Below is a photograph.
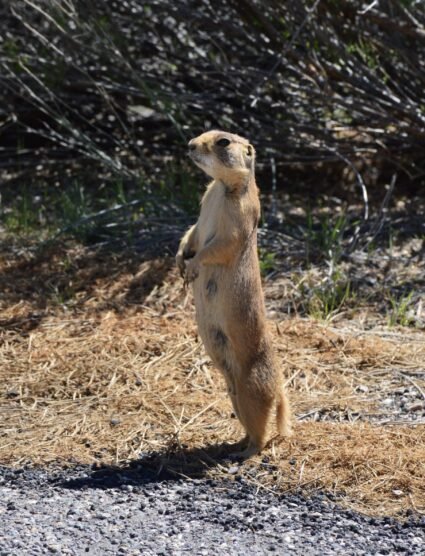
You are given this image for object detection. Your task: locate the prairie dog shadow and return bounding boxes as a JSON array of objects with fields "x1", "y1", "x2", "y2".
[{"x1": 58, "y1": 441, "x2": 244, "y2": 491}]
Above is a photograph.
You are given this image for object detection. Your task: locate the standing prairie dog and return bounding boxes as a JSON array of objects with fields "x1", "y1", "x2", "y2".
[{"x1": 176, "y1": 130, "x2": 291, "y2": 458}]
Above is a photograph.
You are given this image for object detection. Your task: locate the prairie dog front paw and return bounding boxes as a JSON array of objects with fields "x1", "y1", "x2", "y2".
[{"x1": 184, "y1": 257, "x2": 200, "y2": 285}]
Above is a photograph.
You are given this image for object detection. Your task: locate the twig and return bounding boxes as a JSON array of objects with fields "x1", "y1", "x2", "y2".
[
  {"x1": 358, "y1": 0, "x2": 379, "y2": 16},
  {"x1": 269, "y1": 156, "x2": 277, "y2": 222},
  {"x1": 364, "y1": 173, "x2": 397, "y2": 249},
  {"x1": 325, "y1": 145, "x2": 369, "y2": 222}
]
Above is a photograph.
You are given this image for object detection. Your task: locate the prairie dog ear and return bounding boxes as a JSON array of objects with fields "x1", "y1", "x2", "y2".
[{"x1": 246, "y1": 144, "x2": 255, "y2": 157}]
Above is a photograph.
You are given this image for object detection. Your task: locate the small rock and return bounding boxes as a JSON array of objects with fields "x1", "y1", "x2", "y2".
[
  {"x1": 392, "y1": 489, "x2": 404, "y2": 497},
  {"x1": 406, "y1": 402, "x2": 424, "y2": 412},
  {"x1": 228, "y1": 466, "x2": 239, "y2": 475},
  {"x1": 394, "y1": 388, "x2": 408, "y2": 395},
  {"x1": 356, "y1": 385, "x2": 369, "y2": 393},
  {"x1": 5, "y1": 389, "x2": 19, "y2": 398}
]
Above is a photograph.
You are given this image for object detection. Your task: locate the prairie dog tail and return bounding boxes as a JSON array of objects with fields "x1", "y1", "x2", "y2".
[{"x1": 276, "y1": 387, "x2": 292, "y2": 437}]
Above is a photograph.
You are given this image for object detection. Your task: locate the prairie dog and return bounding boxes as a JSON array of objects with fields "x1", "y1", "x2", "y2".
[{"x1": 176, "y1": 130, "x2": 291, "y2": 458}]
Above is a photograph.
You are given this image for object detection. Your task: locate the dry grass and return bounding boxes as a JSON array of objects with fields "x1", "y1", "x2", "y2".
[{"x1": 1, "y1": 244, "x2": 424, "y2": 517}]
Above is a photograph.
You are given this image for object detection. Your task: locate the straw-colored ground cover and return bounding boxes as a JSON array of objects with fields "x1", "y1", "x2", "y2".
[{"x1": 1, "y1": 245, "x2": 424, "y2": 516}]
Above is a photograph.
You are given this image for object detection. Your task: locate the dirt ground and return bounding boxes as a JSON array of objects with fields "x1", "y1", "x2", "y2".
[{"x1": 0, "y1": 230, "x2": 424, "y2": 517}]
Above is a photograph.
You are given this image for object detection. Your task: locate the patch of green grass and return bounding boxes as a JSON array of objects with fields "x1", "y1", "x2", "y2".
[
  {"x1": 305, "y1": 208, "x2": 348, "y2": 267},
  {"x1": 48, "y1": 283, "x2": 77, "y2": 307},
  {"x1": 347, "y1": 38, "x2": 379, "y2": 70},
  {"x1": 1, "y1": 163, "x2": 201, "y2": 245},
  {"x1": 259, "y1": 249, "x2": 277, "y2": 276},
  {"x1": 303, "y1": 272, "x2": 354, "y2": 321},
  {"x1": 388, "y1": 291, "x2": 415, "y2": 327},
  {"x1": 2, "y1": 186, "x2": 41, "y2": 234},
  {"x1": 60, "y1": 182, "x2": 90, "y2": 230}
]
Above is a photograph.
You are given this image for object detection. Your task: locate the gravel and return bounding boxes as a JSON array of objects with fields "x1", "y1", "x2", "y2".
[
  {"x1": 298, "y1": 379, "x2": 425, "y2": 425},
  {"x1": 0, "y1": 465, "x2": 424, "y2": 555}
]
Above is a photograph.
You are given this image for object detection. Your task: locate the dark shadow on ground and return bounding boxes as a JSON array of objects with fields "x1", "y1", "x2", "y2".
[
  {"x1": 0, "y1": 238, "x2": 177, "y2": 333},
  {"x1": 56, "y1": 441, "x2": 244, "y2": 491}
]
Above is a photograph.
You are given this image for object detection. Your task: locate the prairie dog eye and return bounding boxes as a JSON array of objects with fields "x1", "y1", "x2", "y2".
[{"x1": 216, "y1": 138, "x2": 231, "y2": 147}]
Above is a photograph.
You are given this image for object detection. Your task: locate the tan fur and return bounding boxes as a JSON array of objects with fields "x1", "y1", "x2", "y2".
[{"x1": 176, "y1": 130, "x2": 291, "y2": 458}]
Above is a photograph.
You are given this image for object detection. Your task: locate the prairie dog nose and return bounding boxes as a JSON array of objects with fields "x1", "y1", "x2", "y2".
[{"x1": 188, "y1": 141, "x2": 196, "y2": 151}]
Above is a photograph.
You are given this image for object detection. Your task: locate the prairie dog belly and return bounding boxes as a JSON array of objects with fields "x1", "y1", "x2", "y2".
[
  {"x1": 193, "y1": 264, "x2": 227, "y2": 360},
  {"x1": 193, "y1": 245, "x2": 263, "y2": 376}
]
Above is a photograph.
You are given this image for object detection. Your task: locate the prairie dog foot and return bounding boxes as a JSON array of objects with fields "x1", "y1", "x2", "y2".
[{"x1": 227, "y1": 436, "x2": 262, "y2": 460}]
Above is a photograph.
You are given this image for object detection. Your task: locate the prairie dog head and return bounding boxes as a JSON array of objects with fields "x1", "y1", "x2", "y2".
[{"x1": 188, "y1": 130, "x2": 255, "y2": 188}]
